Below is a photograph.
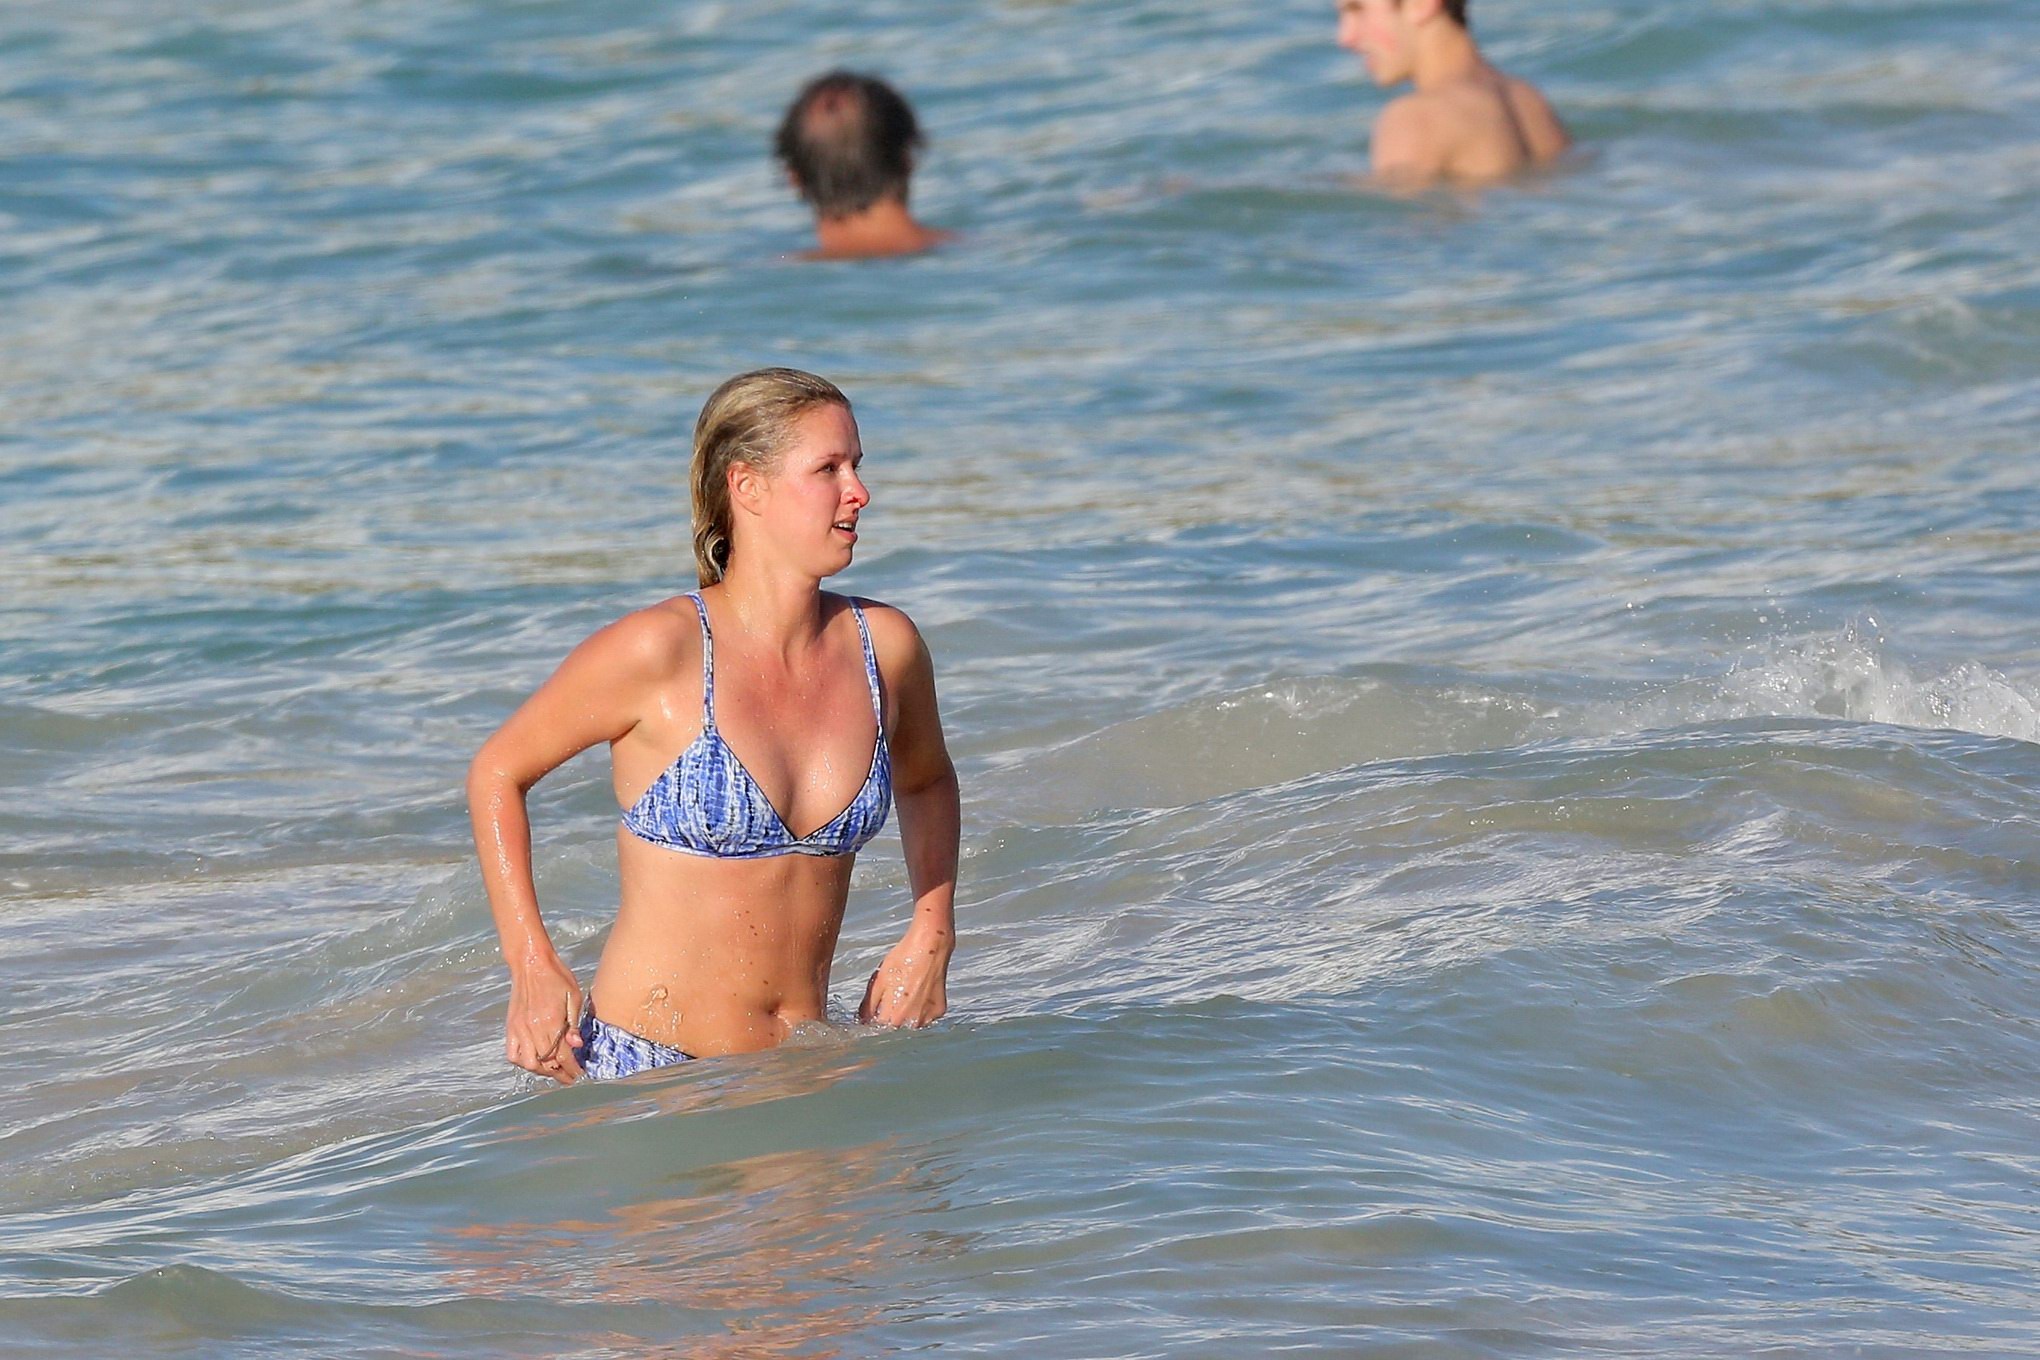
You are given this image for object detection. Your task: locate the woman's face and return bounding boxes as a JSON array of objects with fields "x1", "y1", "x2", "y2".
[{"x1": 746, "y1": 402, "x2": 869, "y2": 579}]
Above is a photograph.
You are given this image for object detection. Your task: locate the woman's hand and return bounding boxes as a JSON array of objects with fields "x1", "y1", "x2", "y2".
[
  {"x1": 859, "y1": 925, "x2": 953, "y2": 1028},
  {"x1": 506, "y1": 953, "x2": 584, "y2": 1084}
]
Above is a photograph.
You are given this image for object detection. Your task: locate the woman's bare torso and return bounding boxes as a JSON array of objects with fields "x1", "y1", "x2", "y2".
[
  {"x1": 598, "y1": 837, "x2": 853, "y2": 1054},
  {"x1": 594, "y1": 591, "x2": 886, "y2": 1057}
]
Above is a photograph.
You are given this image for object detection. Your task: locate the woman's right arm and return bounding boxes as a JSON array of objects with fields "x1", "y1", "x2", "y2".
[{"x1": 466, "y1": 609, "x2": 686, "y2": 1083}]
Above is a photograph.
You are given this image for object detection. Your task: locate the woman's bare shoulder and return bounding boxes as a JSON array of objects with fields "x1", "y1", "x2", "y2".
[
  {"x1": 570, "y1": 595, "x2": 701, "y2": 680},
  {"x1": 841, "y1": 594, "x2": 929, "y2": 670}
]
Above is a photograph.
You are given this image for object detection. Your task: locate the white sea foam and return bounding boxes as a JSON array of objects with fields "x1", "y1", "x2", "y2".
[{"x1": 1713, "y1": 626, "x2": 2040, "y2": 745}]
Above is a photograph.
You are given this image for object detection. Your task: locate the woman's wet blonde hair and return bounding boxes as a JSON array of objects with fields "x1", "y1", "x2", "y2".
[{"x1": 690, "y1": 367, "x2": 852, "y2": 586}]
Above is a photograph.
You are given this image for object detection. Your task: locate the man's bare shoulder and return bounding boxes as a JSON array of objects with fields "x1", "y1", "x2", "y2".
[
  {"x1": 1371, "y1": 91, "x2": 1452, "y2": 180},
  {"x1": 1376, "y1": 89, "x2": 1456, "y2": 136},
  {"x1": 1504, "y1": 76, "x2": 1572, "y2": 162}
]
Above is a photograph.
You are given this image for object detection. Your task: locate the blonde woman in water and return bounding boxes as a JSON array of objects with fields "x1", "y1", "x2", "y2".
[{"x1": 469, "y1": 368, "x2": 958, "y2": 1082}]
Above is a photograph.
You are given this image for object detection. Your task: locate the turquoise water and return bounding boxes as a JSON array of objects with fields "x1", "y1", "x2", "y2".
[{"x1": 4, "y1": 0, "x2": 2039, "y2": 1354}]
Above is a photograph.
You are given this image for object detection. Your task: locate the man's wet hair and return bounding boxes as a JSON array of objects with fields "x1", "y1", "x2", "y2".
[
  {"x1": 775, "y1": 72, "x2": 924, "y2": 220},
  {"x1": 1403, "y1": 0, "x2": 1470, "y2": 25}
]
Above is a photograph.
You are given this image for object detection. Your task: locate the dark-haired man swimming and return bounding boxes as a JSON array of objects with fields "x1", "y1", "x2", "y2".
[
  {"x1": 1336, "y1": 0, "x2": 1569, "y2": 187},
  {"x1": 775, "y1": 71, "x2": 954, "y2": 260}
]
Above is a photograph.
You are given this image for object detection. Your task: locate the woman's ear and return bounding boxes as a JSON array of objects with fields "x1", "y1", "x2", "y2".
[{"x1": 728, "y1": 460, "x2": 766, "y2": 516}]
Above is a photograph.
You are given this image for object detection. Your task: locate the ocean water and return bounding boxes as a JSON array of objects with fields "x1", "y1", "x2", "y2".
[{"x1": 3, "y1": 0, "x2": 2038, "y2": 1354}]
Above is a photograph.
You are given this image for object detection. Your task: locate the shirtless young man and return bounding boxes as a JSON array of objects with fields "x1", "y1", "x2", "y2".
[{"x1": 1336, "y1": 0, "x2": 1569, "y2": 188}]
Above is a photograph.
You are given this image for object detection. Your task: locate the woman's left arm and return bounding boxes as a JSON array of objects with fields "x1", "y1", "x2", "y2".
[{"x1": 861, "y1": 607, "x2": 959, "y2": 1028}]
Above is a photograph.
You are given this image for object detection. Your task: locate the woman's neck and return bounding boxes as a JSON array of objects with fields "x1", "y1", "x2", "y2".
[{"x1": 709, "y1": 560, "x2": 829, "y2": 655}]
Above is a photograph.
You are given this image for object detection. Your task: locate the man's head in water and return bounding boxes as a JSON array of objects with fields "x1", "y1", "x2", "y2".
[
  {"x1": 774, "y1": 72, "x2": 952, "y2": 260},
  {"x1": 1337, "y1": 0, "x2": 1468, "y2": 88}
]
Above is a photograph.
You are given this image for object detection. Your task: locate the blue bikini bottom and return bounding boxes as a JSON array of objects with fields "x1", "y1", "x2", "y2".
[{"x1": 578, "y1": 1010, "x2": 693, "y2": 1080}]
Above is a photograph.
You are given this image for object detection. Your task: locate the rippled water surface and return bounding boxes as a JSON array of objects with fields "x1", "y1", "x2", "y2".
[{"x1": 4, "y1": 0, "x2": 2038, "y2": 1355}]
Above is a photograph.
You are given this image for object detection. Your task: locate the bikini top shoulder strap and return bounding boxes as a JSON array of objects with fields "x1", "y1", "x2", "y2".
[
  {"x1": 849, "y1": 599, "x2": 883, "y2": 723},
  {"x1": 687, "y1": 592, "x2": 716, "y2": 728}
]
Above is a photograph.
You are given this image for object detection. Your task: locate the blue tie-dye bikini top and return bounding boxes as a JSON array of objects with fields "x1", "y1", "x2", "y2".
[{"x1": 621, "y1": 592, "x2": 891, "y2": 859}]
